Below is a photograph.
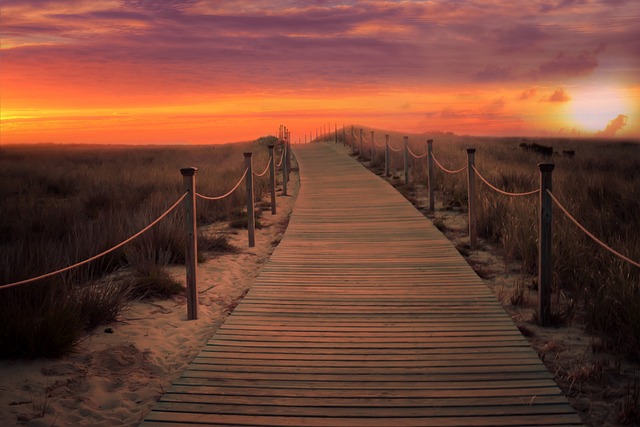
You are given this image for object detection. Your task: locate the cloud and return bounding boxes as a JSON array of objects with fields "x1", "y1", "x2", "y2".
[
  {"x1": 596, "y1": 114, "x2": 628, "y2": 137},
  {"x1": 535, "y1": 45, "x2": 605, "y2": 78},
  {"x1": 539, "y1": 0, "x2": 588, "y2": 13},
  {"x1": 518, "y1": 87, "x2": 537, "y2": 100},
  {"x1": 474, "y1": 65, "x2": 513, "y2": 82},
  {"x1": 546, "y1": 88, "x2": 571, "y2": 103},
  {"x1": 491, "y1": 24, "x2": 548, "y2": 52}
]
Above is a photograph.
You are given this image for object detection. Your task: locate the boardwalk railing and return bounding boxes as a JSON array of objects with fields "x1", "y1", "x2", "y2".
[
  {"x1": 1, "y1": 136, "x2": 294, "y2": 321},
  {"x1": 327, "y1": 126, "x2": 640, "y2": 327}
]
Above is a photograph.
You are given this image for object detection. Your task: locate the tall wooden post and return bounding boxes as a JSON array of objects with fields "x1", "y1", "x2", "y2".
[
  {"x1": 342, "y1": 126, "x2": 346, "y2": 147},
  {"x1": 467, "y1": 148, "x2": 477, "y2": 250},
  {"x1": 351, "y1": 126, "x2": 355, "y2": 153},
  {"x1": 385, "y1": 135, "x2": 390, "y2": 177},
  {"x1": 335, "y1": 123, "x2": 338, "y2": 144},
  {"x1": 180, "y1": 167, "x2": 198, "y2": 320},
  {"x1": 268, "y1": 144, "x2": 276, "y2": 214},
  {"x1": 244, "y1": 153, "x2": 255, "y2": 247},
  {"x1": 403, "y1": 136, "x2": 409, "y2": 186},
  {"x1": 538, "y1": 163, "x2": 555, "y2": 327},
  {"x1": 286, "y1": 130, "x2": 291, "y2": 181},
  {"x1": 427, "y1": 139, "x2": 434, "y2": 211},
  {"x1": 370, "y1": 131, "x2": 375, "y2": 163},
  {"x1": 282, "y1": 141, "x2": 288, "y2": 196},
  {"x1": 359, "y1": 128, "x2": 363, "y2": 159}
]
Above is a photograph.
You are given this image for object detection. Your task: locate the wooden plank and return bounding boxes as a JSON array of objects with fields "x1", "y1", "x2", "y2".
[{"x1": 141, "y1": 142, "x2": 582, "y2": 426}]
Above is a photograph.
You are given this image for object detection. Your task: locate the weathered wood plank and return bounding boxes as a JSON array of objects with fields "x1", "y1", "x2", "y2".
[{"x1": 140, "y1": 142, "x2": 581, "y2": 426}]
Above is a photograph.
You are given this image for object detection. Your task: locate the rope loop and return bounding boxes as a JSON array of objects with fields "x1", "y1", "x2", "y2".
[
  {"x1": 275, "y1": 149, "x2": 285, "y2": 167},
  {"x1": 253, "y1": 155, "x2": 272, "y2": 177},
  {"x1": 407, "y1": 145, "x2": 428, "y2": 159},
  {"x1": 547, "y1": 190, "x2": 640, "y2": 269},
  {"x1": 0, "y1": 192, "x2": 188, "y2": 290},
  {"x1": 472, "y1": 166, "x2": 539, "y2": 197},
  {"x1": 432, "y1": 153, "x2": 467, "y2": 174},
  {"x1": 388, "y1": 144, "x2": 403, "y2": 153},
  {"x1": 197, "y1": 168, "x2": 249, "y2": 201}
]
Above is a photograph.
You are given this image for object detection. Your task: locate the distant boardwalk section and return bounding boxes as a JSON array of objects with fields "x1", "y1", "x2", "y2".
[{"x1": 141, "y1": 142, "x2": 582, "y2": 426}]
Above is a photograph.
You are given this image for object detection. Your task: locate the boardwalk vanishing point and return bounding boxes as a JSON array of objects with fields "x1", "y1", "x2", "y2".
[{"x1": 141, "y1": 142, "x2": 582, "y2": 426}]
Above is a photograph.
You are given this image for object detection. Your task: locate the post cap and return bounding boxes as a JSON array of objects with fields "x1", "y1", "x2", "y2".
[
  {"x1": 427, "y1": 139, "x2": 433, "y2": 144},
  {"x1": 466, "y1": 148, "x2": 476, "y2": 153},
  {"x1": 538, "y1": 163, "x2": 555, "y2": 172},
  {"x1": 268, "y1": 144, "x2": 274, "y2": 149},
  {"x1": 243, "y1": 152, "x2": 253, "y2": 158},
  {"x1": 180, "y1": 167, "x2": 197, "y2": 176}
]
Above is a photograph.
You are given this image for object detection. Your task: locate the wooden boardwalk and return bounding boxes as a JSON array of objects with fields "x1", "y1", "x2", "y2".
[{"x1": 141, "y1": 143, "x2": 582, "y2": 426}]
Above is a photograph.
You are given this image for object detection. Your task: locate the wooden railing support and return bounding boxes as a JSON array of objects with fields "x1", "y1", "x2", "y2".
[
  {"x1": 359, "y1": 128, "x2": 363, "y2": 159},
  {"x1": 467, "y1": 148, "x2": 477, "y2": 250},
  {"x1": 282, "y1": 141, "x2": 288, "y2": 196},
  {"x1": 244, "y1": 153, "x2": 255, "y2": 247},
  {"x1": 351, "y1": 126, "x2": 355, "y2": 153},
  {"x1": 427, "y1": 139, "x2": 434, "y2": 211},
  {"x1": 180, "y1": 167, "x2": 198, "y2": 320},
  {"x1": 368, "y1": 131, "x2": 374, "y2": 163},
  {"x1": 538, "y1": 163, "x2": 555, "y2": 327},
  {"x1": 335, "y1": 124, "x2": 338, "y2": 144},
  {"x1": 268, "y1": 144, "x2": 276, "y2": 215},
  {"x1": 385, "y1": 135, "x2": 390, "y2": 177},
  {"x1": 342, "y1": 125, "x2": 346, "y2": 147},
  {"x1": 286, "y1": 130, "x2": 291, "y2": 181},
  {"x1": 403, "y1": 136, "x2": 409, "y2": 186}
]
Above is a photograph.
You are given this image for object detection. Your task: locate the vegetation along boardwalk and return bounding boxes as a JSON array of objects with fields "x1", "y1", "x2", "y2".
[{"x1": 141, "y1": 142, "x2": 582, "y2": 426}]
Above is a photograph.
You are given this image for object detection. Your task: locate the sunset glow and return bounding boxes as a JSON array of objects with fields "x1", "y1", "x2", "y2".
[{"x1": 1, "y1": 0, "x2": 639, "y2": 144}]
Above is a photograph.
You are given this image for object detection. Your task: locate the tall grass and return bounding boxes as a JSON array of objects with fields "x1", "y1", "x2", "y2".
[
  {"x1": 350, "y1": 125, "x2": 640, "y2": 359},
  {"x1": 0, "y1": 137, "x2": 278, "y2": 358}
]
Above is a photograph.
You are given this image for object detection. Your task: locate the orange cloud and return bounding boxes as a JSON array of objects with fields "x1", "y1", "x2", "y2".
[
  {"x1": 596, "y1": 114, "x2": 628, "y2": 137},
  {"x1": 546, "y1": 88, "x2": 571, "y2": 103}
]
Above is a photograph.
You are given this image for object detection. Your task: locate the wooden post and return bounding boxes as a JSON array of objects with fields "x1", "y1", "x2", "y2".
[
  {"x1": 467, "y1": 148, "x2": 477, "y2": 250},
  {"x1": 370, "y1": 131, "x2": 375, "y2": 163},
  {"x1": 538, "y1": 163, "x2": 555, "y2": 327},
  {"x1": 342, "y1": 125, "x2": 346, "y2": 147},
  {"x1": 427, "y1": 139, "x2": 434, "y2": 211},
  {"x1": 282, "y1": 141, "x2": 288, "y2": 196},
  {"x1": 268, "y1": 144, "x2": 276, "y2": 215},
  {"x1": 180, "y1": 167, "x2": 198, "y2": 320},
  {"x1": 286, "y1": 130, "x2": 291, "y2": 181},
  {"x1": 385, "y1": 135, "x2": 390, "y2": 177},
  {"x1": 359, "y1": 128, "x2": 363, "y2": 159},
  {"x1": 244, "y1": 153, "x2": 255, "y2": 247},
  {"x1": 335, "y1": 123, "x2": 338, "y2": 144},
  {"x1": 403, "y1": 136, "x2": 409, "y2": 186}
]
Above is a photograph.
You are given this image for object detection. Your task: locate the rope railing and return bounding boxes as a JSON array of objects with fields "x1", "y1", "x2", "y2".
[
  {"x1": 432, "y1": 153, "x2": 467, "y2": 174},
  {"x1": 253, "y1": 155, "x2": 273, "y2": 177},
  {"x1": 275, "y1": 149, "x2": 285, "y2": 167},
  {"x1": 472, "y1": 165, "x2": 540, "y2": 197},
  {"x1": 196, "y1": 168, "x2": 249, "y2": 201},
  {"x1": 548, "y1": 190, "x2": 640, "y2": 269},
  {"x1": 0, "y1": 192, "x2": 188, "y2": 291},
  {"x1": 407, "y1": 145, "x2": 428, "y2": 159},
  {"x1": 388, "y1": 143, "x2": 403, "y2": 153},
  {"x1": 373, "y1": 136, "x2": 385, "y2": 148}
]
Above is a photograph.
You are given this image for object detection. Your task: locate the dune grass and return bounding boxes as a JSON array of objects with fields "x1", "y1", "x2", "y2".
[
  {"x1": 344, "y1": 126, "x2": 640, "y2": 359},
  {"x1": 0, "y1": 137, "x2": 278, "y2": 358}
]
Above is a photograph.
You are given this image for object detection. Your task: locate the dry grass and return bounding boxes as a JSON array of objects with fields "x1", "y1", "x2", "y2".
[
  {"x1": 348, "y1": 124, "x2": 640, "y2": 360},
  {"x1": 0, "y1": 136, "x2": 279, "y2": 358}
]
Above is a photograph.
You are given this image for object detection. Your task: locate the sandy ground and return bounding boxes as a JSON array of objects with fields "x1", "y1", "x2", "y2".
[{"x1": 0, "y1": 167, "x2": 300, "y2": 427}]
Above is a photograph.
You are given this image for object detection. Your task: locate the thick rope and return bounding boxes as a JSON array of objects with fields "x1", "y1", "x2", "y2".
[
  {"x1": 472, "y1": 166, "x2": 539, "y2": 197},
  {"x1": 275, "y1": 149, "x2": 285, "y2": 167},
  {"x1": 253, "y1": 155, "x2": 272, "y2": 177},
  {"x1": 548, "y1": 190, "x2": 640, "y2": 269},
  {"x1": 197, "y1": 168, "x2": 249, "y2": 201},
  {"x1": 388, "y1": 144, "x2": 403, "y2": 153},
  {"x1": 432, "y1": 153, "x2": 467, "y2": 174},
  {"x1": 407, "y1": 145, "x2": 428, "y2": 159},
  {"x1": 373, "y1": 137, "x2": 385, "y2": 148},
  {"x1": 0, "y1": 192, "x2": 188, "y2": 290}
]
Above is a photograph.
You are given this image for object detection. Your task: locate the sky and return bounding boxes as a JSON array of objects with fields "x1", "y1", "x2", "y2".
[{"x1": 1, "y1": 0, "x2": 639, "y2": 145}]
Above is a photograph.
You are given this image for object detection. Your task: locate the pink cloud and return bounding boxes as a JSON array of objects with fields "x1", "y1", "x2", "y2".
[
  {"x1": 546, "y1": 88, "x2": 571, "y2": 103},
  {"x1": 596, "y1": 114, "x2": 628, "y2": 137},
  {"x1": 518, "y1": 88, "x2": 538, "y2": 100},
  {"x1": 535, "y1": 45, "x2": 605, "y2": 78}
]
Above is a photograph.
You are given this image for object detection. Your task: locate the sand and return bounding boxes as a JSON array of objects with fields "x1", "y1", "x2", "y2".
[{"x1": 0, "y1": 169, "x2": 299, "y2": 427}]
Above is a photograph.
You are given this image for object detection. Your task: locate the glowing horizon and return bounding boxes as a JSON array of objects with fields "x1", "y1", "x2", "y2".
[{"x1": 1, "y1": 0, "x2": 639, "y2": 145}]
